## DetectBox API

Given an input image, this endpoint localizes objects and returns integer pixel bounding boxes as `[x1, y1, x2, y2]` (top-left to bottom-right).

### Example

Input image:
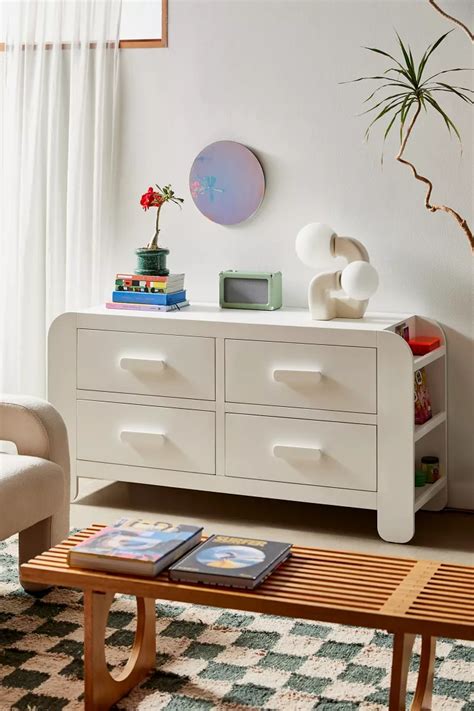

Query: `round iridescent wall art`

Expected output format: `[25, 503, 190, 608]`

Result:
[189, 140, 265, 225]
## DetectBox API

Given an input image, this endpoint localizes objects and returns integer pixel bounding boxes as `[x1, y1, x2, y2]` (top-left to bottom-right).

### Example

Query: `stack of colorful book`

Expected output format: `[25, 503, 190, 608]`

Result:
[106, 273, 189, 312]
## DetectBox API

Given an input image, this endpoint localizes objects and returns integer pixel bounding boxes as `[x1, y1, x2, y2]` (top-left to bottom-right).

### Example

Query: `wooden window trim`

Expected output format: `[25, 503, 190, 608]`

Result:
[120, 0, 168, 48]
[0, 0, 168, 52]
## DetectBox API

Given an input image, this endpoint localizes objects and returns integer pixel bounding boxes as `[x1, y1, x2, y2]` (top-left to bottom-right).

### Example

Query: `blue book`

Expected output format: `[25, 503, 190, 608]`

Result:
[112, 290, 186, 305]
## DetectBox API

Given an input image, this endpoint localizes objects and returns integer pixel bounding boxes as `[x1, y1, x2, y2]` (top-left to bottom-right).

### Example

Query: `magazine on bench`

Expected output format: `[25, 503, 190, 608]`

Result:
[169, 534, 291, 589]
[68, 518, 203, 577]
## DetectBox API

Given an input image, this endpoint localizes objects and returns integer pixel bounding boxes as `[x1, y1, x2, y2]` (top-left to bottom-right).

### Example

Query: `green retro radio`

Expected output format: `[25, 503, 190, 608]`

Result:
[219, 270, 282, 310]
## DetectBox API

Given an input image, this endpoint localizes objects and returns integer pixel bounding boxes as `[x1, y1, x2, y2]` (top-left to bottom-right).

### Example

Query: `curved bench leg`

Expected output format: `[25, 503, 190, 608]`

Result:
[83, 590, 156, 711]
[411, 636, 436, 710]
[389, 632, 415, 710]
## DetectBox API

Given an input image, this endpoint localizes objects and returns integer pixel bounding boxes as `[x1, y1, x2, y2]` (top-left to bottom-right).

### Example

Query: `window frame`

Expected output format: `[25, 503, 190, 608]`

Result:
[119, 0, 168, 48]
[0, 0, 168, 52]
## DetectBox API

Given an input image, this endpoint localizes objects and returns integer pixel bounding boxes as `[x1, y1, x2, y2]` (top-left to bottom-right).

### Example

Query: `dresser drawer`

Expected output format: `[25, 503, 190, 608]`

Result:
[77, 400, 215, 474]
[225, 340, 376, 413]
[226, 414, 376, 490]
[77, 330, 215, 400]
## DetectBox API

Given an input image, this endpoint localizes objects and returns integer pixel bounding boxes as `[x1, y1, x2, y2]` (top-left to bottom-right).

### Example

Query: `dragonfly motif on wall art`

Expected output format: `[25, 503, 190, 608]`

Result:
[190, 175, 225, 202]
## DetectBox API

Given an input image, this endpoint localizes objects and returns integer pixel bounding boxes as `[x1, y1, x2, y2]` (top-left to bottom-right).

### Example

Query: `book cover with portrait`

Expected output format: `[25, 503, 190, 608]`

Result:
[169, 535, 291, 589]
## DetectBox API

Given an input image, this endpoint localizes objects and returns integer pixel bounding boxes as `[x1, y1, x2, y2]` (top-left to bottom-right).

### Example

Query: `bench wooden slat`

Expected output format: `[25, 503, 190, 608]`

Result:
[437, 564, 474, 575]
[412, 597, 474, 612]
[420, 589, 474, 603]
[407, 608, 473, 623]
[20, 526, 474, 642]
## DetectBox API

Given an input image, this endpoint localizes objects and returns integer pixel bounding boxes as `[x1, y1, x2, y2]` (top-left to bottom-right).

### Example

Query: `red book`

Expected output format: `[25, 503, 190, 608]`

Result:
[408, 337, 440, 356]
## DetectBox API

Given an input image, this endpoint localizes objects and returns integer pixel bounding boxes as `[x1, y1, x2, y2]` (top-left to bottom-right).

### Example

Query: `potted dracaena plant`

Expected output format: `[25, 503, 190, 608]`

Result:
[136, 184, 184, 275]
[345, 31, 473, 250]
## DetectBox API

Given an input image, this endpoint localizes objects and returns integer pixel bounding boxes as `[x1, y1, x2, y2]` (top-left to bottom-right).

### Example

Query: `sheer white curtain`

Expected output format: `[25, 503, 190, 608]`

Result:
[0, 1, 121, 396]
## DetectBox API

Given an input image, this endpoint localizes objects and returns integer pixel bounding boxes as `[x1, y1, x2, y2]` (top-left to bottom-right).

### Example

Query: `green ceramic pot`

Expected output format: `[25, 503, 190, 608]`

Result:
[135, 247, 169, 276]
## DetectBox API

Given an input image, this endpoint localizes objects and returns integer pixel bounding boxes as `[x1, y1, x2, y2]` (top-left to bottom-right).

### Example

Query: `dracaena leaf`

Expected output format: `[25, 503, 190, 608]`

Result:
[340, 74, 396, 84]
[434, 83, 474, 103]
[395, 33, 417, 86]
[421, 67, 473, 86]
[430, 89, 473, 104]
[399, 97, 418, 143]
[424, 94, 462, 141]
[380, 105, 405, 164]
[359, 91, 412, 116]
[363, 46, 401, 64]
[427, 82, 474, 94]
[417, 31, 453, 83]
[383, 105, 404, 142]
[364, 98, 407, 139]
[362, 81, 413, 103]
[401, 95, 416, 124]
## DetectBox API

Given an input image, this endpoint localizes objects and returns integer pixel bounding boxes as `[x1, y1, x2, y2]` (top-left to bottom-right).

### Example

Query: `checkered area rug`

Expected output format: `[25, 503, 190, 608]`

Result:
[0, 536, 473, 710]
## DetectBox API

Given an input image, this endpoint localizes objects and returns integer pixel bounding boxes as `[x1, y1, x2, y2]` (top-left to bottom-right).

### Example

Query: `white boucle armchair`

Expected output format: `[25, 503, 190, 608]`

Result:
[0, 395, 70, 591]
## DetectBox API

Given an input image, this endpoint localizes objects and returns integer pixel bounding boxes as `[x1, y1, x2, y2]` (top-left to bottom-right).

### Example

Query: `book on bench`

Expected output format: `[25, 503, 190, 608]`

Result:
[68, 518, 203, 577]
[169, 534, 291, 589]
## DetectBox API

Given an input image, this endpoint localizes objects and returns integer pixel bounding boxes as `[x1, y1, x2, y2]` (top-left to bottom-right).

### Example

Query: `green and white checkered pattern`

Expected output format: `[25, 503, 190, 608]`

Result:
[0, 536, 473, 710]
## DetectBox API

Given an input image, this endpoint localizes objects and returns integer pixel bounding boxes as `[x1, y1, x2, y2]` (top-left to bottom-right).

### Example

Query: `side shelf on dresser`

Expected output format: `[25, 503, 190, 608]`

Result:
[48, 305, 447, 543]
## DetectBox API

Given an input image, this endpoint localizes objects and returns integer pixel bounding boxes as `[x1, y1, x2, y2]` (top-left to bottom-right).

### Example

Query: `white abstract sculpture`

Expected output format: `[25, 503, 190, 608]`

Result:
[295, 222, 379, 320]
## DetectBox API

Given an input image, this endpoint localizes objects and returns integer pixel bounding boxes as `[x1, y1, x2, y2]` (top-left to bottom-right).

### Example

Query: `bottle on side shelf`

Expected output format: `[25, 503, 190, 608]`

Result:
[421, 456, 440, 483]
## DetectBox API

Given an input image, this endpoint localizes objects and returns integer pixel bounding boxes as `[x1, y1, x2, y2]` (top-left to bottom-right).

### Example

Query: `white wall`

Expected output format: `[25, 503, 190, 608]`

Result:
[114, 0, 473, 508]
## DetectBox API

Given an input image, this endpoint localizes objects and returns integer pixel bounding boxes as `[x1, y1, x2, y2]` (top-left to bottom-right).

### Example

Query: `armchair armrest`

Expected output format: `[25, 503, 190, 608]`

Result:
[0, 395, 70, 500]
[0, 395, 71, 586]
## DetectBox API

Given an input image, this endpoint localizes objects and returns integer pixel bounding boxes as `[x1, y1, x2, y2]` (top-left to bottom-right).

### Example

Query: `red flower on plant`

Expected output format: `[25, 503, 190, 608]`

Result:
[139, 182, 184, 249]
[140, 187, 164, 210]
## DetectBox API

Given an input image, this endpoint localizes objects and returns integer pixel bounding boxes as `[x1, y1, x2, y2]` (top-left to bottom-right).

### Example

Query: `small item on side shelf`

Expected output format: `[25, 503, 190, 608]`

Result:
[395, 322, 410, 341]
[415, 469, 427, 487]
[414, 367, 432, 425]
[68, 518, 203, 577]
[219, 270, 282, 310]
[421, 456, 440, 483]
[169, 534, 291, 589]
[408, 336, 441, 355]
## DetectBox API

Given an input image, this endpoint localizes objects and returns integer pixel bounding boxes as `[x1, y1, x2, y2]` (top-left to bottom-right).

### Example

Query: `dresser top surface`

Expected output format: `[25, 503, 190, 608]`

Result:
[81, 304, 411, 332]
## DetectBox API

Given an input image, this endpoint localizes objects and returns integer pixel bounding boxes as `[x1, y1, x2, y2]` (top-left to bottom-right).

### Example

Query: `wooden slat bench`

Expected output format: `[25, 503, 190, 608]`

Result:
[20, 525, 474, 711]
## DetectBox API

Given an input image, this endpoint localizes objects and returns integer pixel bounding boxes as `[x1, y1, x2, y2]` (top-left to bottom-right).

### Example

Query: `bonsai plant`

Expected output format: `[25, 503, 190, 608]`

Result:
[136, 184, 184, 275]
[345, 31, 473, 250]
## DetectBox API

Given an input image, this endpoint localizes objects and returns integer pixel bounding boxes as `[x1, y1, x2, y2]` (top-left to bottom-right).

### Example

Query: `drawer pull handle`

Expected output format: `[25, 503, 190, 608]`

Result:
[120, 430, 167, 446]
[272, 369, 322, 385]
[273, 445, 321, 461]
[120, 357, 166, 372]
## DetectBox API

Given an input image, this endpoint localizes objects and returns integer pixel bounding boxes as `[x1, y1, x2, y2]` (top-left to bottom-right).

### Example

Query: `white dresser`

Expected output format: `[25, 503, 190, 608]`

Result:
[49, 304, 447, 543]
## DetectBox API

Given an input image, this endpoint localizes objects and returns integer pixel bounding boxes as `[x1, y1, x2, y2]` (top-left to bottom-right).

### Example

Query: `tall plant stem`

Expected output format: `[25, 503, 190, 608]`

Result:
[155, 205, 162, 241]
[428, 0, 474, 41]
[147, 205, 162, 249]
[396, 101, 474, 250]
